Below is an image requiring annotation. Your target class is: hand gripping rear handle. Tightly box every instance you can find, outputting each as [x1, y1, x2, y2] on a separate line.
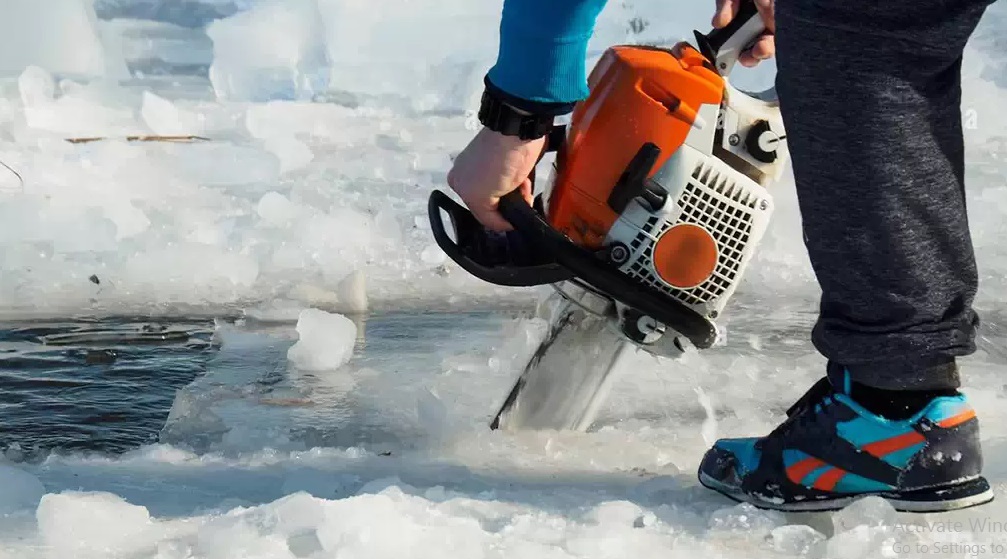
[427, 190, 574, 287]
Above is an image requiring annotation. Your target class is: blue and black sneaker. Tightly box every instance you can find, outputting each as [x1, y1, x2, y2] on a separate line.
[698, 370, 994, 513]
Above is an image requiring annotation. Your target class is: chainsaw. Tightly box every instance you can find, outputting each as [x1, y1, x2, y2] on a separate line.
[428, 0, 789, 431]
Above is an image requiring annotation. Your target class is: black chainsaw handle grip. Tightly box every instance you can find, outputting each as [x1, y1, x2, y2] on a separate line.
[427, 189, 573, 287]
[694, 0, 765, 76]
[496, 190, 718, 349]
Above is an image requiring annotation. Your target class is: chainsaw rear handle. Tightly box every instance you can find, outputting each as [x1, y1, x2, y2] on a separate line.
[695, 0, 766, 77]
[427, 189, 574, 287]
[496, 190, 718, 349]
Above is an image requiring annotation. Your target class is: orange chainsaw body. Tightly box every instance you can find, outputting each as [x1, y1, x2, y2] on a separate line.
[546, 43, 725, 249]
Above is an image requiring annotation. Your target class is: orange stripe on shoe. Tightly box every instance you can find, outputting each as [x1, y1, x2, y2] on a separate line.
[786, 457, 825, 484]
[812, 467, 846, 491]
[937, 409, 976, 429]
[862, 431, 926, 457]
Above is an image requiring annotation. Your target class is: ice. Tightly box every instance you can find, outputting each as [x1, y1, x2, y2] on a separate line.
[831, 495, 899, 533]
[767, 524, 827, 556]
[315, 0, 504, 112]
[0, 1, 1004, 558]
[0, 0, 127, 79]
[0, 464, 46, 515]
[206, 0, 328, 102]
[36, 492, 153, 558]
[336, 270, 368, 314]
[256, 191, 299, 225]
[262, 136, 314, 174]
[420, 243, 447, 266]
[708, 502, 787, 535]
[140, 91, 207, 136]
[16, 71, 146, 137]
[121, 243, 260, 304]
[18, 66, 56, 108]
[286, 308, 357, 371]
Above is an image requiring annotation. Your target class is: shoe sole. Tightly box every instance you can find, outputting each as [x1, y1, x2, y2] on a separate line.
[699, 472, 995, 513]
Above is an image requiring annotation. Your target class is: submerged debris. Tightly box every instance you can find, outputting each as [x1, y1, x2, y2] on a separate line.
[84, 349, 117, 364]
[40, 328, 190, 347]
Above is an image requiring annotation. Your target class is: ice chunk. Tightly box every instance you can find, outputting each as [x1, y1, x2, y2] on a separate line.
[288, 283, 341, 307]
[768, 524, 827, 556]
[140, 91, 207, 136]
[206, 0, 328, 102]
[287, 308, 357, 371]
[244, 101, 356, 142]
[586, 501, 648, 527]
[257, 191, 299, 225]
[420, 243, 447, 266]
[825, 497, 902, 559]
[832, 495, 898, 533]
[0, 0, 126, 78]
[18, 74, 144, 137]
[121, 244, 260, 304]
[263, 136, 314, 174]
[416, 388, 449, 436]
[336, 270, 368, 314]
[242, 299, 306, 323]
[314, 488, 491, 558]
[18, 66, 55, 108]
[315, 0, 502, 112]
[0, 464, 45, 515]
[164, 142, 281, 186]
[36, 492, 153, 558]
[694, 386, 718, 447]
[103, 197, 151, 240]
[708, 502, 787, 535]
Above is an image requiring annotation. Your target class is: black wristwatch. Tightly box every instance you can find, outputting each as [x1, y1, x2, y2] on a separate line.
[478, 89, 555, 140]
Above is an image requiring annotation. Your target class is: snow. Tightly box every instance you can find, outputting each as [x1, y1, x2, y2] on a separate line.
[0, 0, 1004, 558]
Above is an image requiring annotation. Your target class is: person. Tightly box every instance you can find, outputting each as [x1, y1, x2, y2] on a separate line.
[447, 0, 998, 512]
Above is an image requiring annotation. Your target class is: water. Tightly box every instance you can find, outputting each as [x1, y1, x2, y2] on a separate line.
[0, 310, 521, 462]
[0, 318, 216, 460]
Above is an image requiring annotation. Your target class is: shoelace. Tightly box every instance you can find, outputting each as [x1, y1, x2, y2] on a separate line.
[762, 377, 837, 443]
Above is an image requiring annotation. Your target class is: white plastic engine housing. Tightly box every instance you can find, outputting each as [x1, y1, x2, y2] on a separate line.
[603, 96, 780, 321]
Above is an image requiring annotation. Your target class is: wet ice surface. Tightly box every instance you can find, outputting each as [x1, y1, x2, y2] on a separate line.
[0, 0, 1005, 557]
[3, 307, 1007, 558]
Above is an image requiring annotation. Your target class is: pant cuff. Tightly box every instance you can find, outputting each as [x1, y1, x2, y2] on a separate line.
[827, 357, 961, 391]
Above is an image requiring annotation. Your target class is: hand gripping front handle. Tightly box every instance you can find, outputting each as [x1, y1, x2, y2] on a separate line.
[695, 0, 766, 77]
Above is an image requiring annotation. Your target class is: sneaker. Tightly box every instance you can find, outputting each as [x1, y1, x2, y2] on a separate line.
[697, 370, 994, 513]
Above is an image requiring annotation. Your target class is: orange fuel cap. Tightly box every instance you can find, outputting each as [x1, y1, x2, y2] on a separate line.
[653, 224, 718, 289]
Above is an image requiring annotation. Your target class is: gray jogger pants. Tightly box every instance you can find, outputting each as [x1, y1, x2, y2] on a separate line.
[774, 0, 998, 390]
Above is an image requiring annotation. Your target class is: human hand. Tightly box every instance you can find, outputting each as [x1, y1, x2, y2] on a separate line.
[712, 0, 775, 67]
[446, 127, 544, 232]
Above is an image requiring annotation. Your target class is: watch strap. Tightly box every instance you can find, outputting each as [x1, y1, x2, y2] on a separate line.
[478, 89, 555, 141]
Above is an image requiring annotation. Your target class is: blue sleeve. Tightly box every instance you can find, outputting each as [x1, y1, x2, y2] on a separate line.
[486, 0, 609, 111]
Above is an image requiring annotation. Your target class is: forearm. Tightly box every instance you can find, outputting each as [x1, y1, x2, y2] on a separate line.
[486, 0, 609, 115]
